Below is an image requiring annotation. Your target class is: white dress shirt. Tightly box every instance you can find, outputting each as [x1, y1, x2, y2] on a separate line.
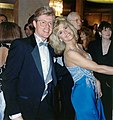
[34, 33, 50, 80]
[35, 33, 52, 101]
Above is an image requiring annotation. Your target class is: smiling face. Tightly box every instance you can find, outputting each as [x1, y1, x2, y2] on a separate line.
[80, 31, 87, 41]
[33, 15, 54, 40]
[56, 23, 74, 42]
[101, 27, 112, 40]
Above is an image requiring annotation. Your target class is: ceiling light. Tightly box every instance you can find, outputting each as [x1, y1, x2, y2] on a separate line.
[49, 0, 63, 16]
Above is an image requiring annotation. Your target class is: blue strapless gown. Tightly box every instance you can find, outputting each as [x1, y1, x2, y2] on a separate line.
[66, 66, 106, 120]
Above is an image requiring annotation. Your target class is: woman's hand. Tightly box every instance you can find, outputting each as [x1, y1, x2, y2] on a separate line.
[96, 80, 102, 98]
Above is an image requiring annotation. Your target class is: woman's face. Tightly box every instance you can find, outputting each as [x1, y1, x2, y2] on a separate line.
[57, 23, 74, 42]
[80, 31, 86, 41]
[101, 27, 112, 40]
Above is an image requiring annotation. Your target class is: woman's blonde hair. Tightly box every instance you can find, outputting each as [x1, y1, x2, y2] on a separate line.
[49, 16, 78, 55]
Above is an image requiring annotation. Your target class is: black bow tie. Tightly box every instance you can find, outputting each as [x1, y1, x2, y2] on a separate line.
[39, 42, 48, 47]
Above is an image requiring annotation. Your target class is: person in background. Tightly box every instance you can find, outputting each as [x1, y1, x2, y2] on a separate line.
[67, 12, 82, 31]
[92, 23, 98, 35]
[1, 6, 57, 120]
[49, 16, 113, 120]
[78, 26, 94, 51]
[0, 14, 8, 23]
[88, 21, 113, 120]
[0, 21, 22, 120]
[24, 23, 34, 37]
[24, 14, 35, 37]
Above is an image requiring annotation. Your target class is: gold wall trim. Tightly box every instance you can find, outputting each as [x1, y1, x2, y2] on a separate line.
[87, 0, 113, 3]
[0, 3, 14, 9]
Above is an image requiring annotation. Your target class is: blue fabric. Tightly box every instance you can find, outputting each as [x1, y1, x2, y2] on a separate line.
[67, 66, 106, 120]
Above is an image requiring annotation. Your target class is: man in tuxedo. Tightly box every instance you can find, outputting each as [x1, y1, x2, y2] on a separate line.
[2, 6, 57, 120]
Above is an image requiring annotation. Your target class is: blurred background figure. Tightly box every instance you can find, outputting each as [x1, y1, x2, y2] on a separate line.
[0, 22, 22, 120]
[24, 23, 34, 37]
[0, 14, 8, 23]
[78, 26, 94, 51]
[67, 12, 82, 31]
[88, 21, 113, 120]
[24, 14, 35, 37]
[92, 23, 98, 35]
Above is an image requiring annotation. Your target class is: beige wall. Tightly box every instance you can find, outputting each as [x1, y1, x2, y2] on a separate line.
[18, 0, 49, 37]
[85, 13, 111, 26]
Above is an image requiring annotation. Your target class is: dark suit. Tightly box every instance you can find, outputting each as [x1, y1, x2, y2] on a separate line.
[88, 38, 113, 120]
[2, 34, 57, 120]
[54, 56, 75, 120]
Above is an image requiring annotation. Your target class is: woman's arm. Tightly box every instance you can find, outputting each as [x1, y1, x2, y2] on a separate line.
[66, 50, 113, 75]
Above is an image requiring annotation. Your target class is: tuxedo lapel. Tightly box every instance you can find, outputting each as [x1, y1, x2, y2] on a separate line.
[31, 45, 43, 78]
[48, 46, 57, 85]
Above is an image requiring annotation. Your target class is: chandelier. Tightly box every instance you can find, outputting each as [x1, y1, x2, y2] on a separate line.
[49, 0, 63, 16]
[87, 0, 113, 3]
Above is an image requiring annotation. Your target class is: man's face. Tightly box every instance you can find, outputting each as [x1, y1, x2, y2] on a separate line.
[33, 15, 54, 40]
[0, 16, 7, 23]
[69, 15, 82, 30]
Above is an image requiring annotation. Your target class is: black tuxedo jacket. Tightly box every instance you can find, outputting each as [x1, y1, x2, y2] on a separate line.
[2, 34, 57, 118]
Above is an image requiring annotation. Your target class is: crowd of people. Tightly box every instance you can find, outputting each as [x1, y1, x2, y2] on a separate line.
[0, 5, 113, 120]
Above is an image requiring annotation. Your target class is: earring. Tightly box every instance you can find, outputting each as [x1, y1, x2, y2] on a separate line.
[60, 39, 62, 42]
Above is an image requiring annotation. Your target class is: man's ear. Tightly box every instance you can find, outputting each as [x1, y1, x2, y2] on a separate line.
[33, 20, 36, 28]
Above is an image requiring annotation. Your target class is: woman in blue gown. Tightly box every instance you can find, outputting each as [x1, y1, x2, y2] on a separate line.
[67, 66, 105, 120]
[49, 17, 113, 120]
